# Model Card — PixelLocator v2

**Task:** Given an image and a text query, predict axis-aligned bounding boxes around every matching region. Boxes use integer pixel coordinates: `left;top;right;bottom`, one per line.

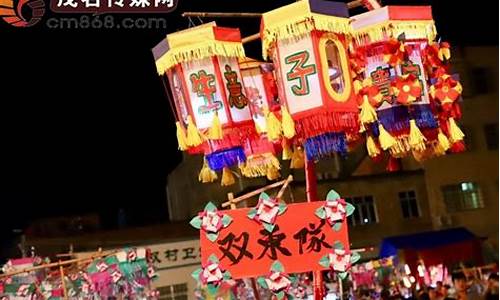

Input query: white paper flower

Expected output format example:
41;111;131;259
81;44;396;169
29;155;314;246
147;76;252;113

265;271;292;293
324;199;346;224
329;249;352;273
201;211;223;233
201;262;224;284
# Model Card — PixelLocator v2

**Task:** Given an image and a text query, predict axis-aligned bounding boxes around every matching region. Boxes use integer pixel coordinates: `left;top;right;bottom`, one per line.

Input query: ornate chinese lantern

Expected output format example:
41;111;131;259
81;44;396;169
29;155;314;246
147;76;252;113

350;5;465;165
260;0;361;162
153;22;256;185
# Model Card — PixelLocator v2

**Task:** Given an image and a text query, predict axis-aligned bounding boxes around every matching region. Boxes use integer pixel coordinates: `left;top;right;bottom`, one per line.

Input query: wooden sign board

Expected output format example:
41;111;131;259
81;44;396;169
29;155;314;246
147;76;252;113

200;201;350;279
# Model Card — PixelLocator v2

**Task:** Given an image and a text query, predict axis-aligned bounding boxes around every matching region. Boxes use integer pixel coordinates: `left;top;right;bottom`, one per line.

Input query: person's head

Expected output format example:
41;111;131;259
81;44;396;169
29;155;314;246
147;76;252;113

428;287;437;300
436;281;443;289
488;273;499;292
452;272;467;293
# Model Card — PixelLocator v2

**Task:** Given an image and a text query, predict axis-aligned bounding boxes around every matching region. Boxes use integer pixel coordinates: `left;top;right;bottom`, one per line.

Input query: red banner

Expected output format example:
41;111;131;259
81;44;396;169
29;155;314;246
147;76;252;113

200;201;350;279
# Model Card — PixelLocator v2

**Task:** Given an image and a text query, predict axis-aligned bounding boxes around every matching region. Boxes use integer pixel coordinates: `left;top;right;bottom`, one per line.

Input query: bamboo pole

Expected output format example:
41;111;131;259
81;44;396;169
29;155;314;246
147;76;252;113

242;33;260;44
221;175;293;208
59;263;68;300
0;249;119;279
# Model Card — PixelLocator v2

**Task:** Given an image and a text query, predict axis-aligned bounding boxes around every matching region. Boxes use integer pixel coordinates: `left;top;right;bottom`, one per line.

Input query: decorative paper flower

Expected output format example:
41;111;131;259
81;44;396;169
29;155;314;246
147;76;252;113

257;261;294;300
429;74;462;111
191;255;232;296
391;73;422;105
291;286;307;299
383;38;411;67
315;189;355;231
190;202;232;242
349;47;367;76
247;192;287;232
355;78;384;108
319;242;360;280
423;41;451;69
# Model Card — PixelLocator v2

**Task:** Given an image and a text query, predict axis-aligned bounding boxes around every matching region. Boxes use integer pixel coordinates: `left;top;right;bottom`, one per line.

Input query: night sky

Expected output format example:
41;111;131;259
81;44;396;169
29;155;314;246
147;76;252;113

0;0;497;233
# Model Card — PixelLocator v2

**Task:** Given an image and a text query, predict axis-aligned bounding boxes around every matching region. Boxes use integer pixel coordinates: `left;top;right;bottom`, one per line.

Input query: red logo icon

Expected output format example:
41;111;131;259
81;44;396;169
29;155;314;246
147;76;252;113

0;0;45;27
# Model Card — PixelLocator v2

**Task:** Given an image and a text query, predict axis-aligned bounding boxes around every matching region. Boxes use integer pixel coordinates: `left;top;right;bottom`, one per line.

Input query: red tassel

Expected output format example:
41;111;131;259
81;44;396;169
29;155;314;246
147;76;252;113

386;156;401;172
370;154;384;163
449;140;466;153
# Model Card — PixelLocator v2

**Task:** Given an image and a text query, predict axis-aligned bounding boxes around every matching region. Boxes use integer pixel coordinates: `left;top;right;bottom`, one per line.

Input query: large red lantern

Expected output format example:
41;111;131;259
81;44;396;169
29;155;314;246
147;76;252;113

350;5;465;164
260;0;360;162
153;22;256;185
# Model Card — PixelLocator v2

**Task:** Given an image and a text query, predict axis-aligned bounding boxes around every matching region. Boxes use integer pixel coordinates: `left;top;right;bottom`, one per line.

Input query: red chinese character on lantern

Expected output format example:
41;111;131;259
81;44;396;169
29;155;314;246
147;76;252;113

285;50;317;96
190;70;222;113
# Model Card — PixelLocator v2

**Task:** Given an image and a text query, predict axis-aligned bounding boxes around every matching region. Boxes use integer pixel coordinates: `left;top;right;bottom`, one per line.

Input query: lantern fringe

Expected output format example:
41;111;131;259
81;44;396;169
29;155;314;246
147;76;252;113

389;137;411;158
281;106;296;139
294;111;359;140
353;20;437;44
282;139;293;160
156;41;246;74
304;132;347;161
186;116;204;147
175;121;189;151
221;167;235;186
377;105;437;136
207;113;223;140
448;117;465;143
409;119;427;151
266;165;281;181
265;110;282;141
206;147;246;171
198;158;218;183
262;14;351;59
437;129;451;152
378;124;397;150
360;95;378;124
239;153;281;178
290;146;305;169
366;135;381;158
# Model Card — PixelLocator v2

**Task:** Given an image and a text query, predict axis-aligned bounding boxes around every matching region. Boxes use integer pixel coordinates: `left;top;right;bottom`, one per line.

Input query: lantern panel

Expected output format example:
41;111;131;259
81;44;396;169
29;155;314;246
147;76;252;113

276;33;323;117
216;56;253;124
180;58;229;130
241;65;270;133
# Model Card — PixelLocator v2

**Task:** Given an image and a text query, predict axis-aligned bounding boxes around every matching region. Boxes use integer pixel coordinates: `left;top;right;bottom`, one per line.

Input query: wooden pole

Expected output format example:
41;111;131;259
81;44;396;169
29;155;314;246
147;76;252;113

242;33;260;44
59;263;68;300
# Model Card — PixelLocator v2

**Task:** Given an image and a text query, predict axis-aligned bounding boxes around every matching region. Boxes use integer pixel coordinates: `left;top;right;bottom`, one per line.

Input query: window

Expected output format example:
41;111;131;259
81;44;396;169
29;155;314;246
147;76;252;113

346;195;378;226
325;40;345;94
469;67;490;95
483;123;498;150
158;283;188;300
442;182;484;212
398;190;420;219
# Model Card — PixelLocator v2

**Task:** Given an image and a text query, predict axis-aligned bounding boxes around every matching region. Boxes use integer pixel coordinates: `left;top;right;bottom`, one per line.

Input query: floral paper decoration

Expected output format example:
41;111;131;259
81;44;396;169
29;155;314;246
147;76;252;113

191;255;232;296
391;74;422;105
256;261;294;300
315;189;355;231
247;192;287;232
190;202;233;242
318;241;360;280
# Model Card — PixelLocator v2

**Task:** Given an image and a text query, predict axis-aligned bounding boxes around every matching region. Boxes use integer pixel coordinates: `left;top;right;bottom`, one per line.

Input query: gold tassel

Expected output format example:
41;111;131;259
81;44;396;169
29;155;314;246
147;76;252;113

354;80;363;94
290;146;305;169
448;117;465;143
207;113;223;140
359;95;378;124
265;109;282;141
198;158;217;183
378;124;397;150
186;116;203;147
281;106;295;139
175;121;189;151
366;135;381;157
408;119;427;151
437;129;450;152
221;167;235;186
282;139;293;160
266;165;281;181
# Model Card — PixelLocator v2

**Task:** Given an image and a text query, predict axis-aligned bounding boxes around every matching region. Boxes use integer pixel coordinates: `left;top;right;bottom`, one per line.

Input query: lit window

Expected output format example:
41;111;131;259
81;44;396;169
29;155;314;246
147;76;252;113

325;40;345;94
442;182;484;212
318;33;351;102
346;195;378;226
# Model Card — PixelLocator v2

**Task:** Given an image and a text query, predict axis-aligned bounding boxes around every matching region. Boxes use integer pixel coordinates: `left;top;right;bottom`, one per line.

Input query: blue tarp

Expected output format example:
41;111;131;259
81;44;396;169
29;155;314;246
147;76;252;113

379;227;477;258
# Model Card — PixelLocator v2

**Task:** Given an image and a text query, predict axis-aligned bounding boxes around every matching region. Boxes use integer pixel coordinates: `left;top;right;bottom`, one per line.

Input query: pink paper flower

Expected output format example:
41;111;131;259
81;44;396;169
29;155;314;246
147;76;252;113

324;199;347;225
329;249;352;273
200;210;223;233
265;271;292;293
200;261;224;285
256;197;280;224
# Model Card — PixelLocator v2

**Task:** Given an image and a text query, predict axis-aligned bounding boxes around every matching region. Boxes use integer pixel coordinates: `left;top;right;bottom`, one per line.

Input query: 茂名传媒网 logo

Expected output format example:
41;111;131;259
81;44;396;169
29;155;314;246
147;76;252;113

0;0;45;27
